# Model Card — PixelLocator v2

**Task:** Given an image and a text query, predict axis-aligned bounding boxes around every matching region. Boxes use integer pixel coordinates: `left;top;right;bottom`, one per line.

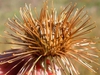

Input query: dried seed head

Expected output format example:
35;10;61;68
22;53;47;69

0;1;100;75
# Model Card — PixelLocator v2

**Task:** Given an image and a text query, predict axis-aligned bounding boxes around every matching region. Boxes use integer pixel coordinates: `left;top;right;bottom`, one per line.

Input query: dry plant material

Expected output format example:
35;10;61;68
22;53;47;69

0;1;100;75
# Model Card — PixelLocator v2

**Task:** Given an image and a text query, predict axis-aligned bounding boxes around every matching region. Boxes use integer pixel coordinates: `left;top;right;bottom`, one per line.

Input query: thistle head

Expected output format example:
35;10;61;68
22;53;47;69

0;1;100;75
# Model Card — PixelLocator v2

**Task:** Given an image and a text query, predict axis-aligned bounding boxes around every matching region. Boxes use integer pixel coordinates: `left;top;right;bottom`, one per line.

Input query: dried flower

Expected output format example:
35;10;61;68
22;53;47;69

0;1;100;75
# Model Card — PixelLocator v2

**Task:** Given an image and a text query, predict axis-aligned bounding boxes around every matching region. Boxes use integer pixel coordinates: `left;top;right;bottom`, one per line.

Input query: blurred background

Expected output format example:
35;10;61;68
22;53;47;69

0;0;100;75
